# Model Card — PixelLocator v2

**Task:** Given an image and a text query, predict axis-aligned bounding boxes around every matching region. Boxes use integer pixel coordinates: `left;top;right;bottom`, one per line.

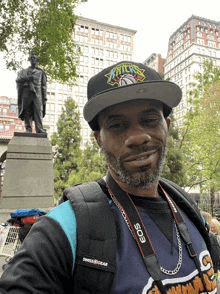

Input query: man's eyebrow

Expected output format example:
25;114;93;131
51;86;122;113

104;109;161;123
106;114;125;122
141;109;160;115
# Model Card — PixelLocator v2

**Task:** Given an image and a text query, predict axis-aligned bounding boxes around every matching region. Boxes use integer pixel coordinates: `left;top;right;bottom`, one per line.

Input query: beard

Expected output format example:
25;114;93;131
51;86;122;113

100;143;167;189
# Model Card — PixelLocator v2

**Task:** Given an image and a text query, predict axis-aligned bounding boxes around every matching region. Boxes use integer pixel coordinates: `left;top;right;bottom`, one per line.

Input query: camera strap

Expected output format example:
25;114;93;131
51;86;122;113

106;172;207;294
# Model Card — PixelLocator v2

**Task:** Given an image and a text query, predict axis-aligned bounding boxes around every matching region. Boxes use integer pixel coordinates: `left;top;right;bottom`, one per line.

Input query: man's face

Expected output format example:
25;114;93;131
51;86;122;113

30;55;38;66
94;100;170;189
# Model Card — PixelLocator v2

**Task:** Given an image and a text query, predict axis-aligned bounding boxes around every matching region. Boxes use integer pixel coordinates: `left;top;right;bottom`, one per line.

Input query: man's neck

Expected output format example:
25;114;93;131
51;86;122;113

110;171;160;198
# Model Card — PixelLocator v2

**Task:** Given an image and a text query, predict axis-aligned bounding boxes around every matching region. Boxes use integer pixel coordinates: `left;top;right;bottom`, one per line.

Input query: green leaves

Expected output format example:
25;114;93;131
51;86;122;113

67;133;108;187
51;97;82;200
0;0;82;83
161;113;187;186
180;60;220;192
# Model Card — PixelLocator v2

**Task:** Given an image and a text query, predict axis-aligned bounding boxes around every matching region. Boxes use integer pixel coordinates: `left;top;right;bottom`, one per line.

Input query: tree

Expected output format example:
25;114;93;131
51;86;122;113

0;0;86;84
158;72;186;186
161;113;187;186
51;97;82;200
68;133;108;186
180;60;220;192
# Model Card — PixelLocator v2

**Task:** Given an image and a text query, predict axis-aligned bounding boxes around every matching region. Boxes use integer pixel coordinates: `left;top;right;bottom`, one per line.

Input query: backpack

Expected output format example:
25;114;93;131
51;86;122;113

60;177;212;294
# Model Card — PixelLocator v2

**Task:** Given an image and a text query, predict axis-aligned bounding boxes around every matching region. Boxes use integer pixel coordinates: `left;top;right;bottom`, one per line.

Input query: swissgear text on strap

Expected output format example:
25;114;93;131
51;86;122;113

62;182;116;294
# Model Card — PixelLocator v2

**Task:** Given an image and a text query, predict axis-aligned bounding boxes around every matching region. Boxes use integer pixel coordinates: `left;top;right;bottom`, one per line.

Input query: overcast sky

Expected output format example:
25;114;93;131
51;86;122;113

1;0;220;98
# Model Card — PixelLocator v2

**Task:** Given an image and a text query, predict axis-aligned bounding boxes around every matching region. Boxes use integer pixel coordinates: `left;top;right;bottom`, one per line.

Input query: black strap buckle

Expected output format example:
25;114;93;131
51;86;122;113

186;242;197;258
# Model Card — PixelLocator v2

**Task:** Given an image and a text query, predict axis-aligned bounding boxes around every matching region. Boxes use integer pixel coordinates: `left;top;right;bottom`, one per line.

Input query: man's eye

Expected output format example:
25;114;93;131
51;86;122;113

109;123;123;129
142;117;161;124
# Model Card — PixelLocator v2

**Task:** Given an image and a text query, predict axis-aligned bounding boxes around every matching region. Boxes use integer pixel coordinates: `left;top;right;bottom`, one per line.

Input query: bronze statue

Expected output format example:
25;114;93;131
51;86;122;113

16;53;47;133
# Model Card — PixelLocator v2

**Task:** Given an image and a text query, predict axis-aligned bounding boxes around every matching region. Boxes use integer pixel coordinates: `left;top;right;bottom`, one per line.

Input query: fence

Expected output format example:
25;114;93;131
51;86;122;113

197;200;220;219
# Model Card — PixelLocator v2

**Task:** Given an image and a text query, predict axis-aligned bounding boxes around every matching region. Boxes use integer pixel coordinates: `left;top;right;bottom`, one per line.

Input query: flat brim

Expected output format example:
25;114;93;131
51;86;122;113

83;80;182;122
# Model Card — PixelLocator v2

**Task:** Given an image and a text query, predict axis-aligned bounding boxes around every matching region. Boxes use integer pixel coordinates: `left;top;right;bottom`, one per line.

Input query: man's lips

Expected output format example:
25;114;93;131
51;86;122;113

124;150;157;162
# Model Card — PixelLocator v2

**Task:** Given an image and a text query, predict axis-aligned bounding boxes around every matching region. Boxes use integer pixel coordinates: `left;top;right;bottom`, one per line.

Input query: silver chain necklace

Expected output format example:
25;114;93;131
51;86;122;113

107;188;183;276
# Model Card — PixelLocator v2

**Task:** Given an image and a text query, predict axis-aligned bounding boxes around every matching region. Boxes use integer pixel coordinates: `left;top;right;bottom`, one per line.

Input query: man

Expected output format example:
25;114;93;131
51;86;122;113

0;62;216;294
16;53;47;133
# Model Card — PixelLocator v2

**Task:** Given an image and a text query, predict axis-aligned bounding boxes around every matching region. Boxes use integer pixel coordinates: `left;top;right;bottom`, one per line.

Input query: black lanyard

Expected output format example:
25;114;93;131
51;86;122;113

106;172;208;294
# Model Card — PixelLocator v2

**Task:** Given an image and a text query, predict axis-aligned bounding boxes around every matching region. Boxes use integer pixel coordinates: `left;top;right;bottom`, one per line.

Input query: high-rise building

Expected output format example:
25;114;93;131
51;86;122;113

164;15;220;128
46;16;136;147
143;53;165;74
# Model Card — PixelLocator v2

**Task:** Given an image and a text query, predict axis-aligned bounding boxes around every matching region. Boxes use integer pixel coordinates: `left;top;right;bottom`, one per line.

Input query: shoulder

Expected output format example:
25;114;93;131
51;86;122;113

47;201;77;255
36;66;47;76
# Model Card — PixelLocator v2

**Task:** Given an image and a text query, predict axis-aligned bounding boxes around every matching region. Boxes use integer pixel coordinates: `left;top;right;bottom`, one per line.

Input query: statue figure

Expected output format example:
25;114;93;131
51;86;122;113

16;53;47;133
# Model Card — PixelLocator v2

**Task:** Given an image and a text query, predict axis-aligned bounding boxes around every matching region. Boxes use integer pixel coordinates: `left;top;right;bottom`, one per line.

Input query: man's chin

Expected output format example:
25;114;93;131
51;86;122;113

117;170;159;189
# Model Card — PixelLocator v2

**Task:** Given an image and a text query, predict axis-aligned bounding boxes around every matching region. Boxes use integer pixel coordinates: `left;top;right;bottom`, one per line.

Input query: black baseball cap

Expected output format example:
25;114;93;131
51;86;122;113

84;61;182;131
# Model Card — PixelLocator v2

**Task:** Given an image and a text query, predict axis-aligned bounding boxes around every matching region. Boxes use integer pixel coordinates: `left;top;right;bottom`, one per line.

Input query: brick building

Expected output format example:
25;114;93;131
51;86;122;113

0;96;26;139
143;53;166;74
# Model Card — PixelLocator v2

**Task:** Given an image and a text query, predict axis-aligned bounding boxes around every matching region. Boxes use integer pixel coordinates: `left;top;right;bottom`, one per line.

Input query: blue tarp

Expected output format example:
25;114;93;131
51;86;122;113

11;208;45;218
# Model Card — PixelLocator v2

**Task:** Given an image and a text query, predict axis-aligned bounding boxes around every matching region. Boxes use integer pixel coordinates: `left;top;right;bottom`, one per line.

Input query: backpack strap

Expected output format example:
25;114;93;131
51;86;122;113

159;178;212;252
62;181;116;294
62;178;213;293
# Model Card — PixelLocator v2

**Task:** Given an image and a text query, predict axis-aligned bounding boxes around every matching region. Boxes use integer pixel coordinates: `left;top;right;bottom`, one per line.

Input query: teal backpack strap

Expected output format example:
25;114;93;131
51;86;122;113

62;181;116;294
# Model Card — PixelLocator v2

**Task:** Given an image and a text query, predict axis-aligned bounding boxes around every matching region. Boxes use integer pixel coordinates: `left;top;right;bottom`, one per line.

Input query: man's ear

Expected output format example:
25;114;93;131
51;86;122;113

93;131;101;148
166;118;171;131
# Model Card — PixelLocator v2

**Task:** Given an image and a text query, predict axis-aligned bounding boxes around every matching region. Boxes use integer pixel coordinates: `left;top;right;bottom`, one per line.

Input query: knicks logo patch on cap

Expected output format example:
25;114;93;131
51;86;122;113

105;63;146;87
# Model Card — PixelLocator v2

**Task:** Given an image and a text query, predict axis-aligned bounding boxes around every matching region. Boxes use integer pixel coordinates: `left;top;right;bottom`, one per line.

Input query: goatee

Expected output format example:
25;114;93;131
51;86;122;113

100;144;167;189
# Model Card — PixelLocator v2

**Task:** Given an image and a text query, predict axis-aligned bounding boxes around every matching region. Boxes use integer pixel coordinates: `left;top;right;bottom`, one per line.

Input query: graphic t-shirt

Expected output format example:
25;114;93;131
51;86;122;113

108;195;216;294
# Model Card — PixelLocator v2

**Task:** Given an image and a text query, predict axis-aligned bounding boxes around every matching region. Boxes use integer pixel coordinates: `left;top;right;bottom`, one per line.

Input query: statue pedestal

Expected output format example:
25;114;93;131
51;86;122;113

0;133;54;209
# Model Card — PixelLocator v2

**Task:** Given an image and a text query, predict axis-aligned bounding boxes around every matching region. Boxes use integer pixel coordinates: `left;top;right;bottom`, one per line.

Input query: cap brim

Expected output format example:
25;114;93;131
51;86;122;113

83;80;182;122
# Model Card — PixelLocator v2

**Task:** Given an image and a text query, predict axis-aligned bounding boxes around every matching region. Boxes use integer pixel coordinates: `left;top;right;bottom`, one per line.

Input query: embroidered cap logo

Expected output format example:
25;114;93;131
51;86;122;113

105;63;146;87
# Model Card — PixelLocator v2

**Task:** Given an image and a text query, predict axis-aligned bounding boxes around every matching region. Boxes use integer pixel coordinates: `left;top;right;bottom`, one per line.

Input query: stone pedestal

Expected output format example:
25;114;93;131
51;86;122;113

0;132;54;209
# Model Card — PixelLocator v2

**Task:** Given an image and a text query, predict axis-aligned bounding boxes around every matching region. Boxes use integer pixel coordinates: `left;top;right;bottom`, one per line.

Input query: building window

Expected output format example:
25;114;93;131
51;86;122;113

3;109;7;116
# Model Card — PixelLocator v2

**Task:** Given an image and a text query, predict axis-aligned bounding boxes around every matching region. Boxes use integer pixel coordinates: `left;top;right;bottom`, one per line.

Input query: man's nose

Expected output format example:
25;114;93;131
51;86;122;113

124;127;151;148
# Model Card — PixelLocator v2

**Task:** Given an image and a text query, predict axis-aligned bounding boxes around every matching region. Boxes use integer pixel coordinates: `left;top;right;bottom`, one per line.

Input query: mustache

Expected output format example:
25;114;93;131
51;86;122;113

119;145;161;162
